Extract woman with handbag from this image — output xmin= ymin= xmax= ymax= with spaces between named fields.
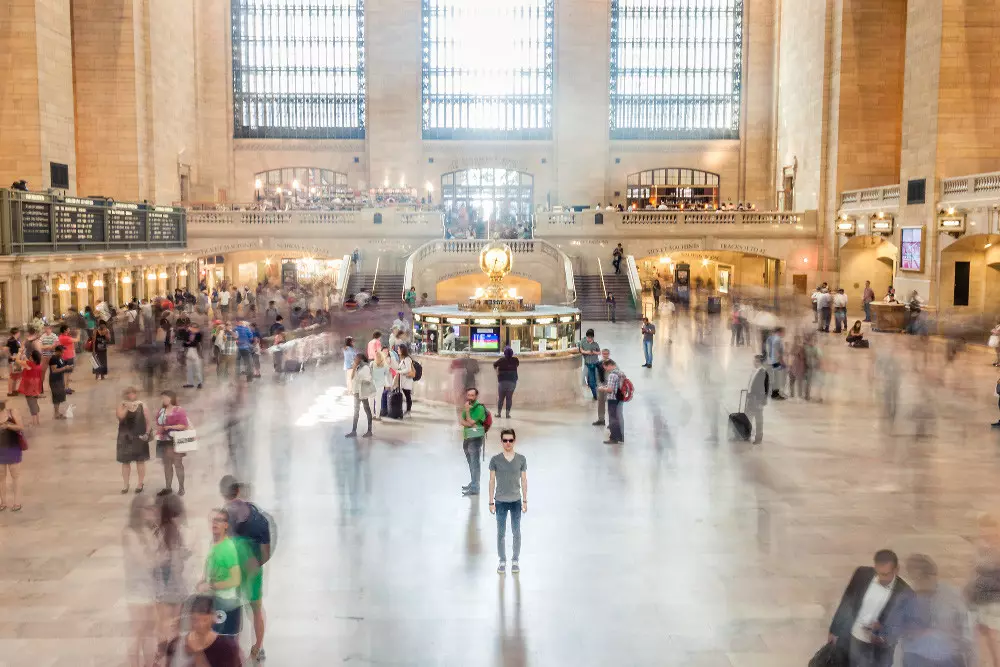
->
xmin=990 ymin=319 xmax=1000 ymax=367
xmin=154 ymin=390 xmax=191 ymax=497
xmin=117 ymin=387 xmax=150 ymax=494
xmin=0 ymin=399 xmax=26 ymax=511
xmin=19 ymin=350 xmax=43 ymax=426
xmin=392 ymin=343 xmax=415 ymax=416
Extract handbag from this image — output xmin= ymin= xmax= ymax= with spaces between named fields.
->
xmin=808 ymin=642 xmax=845 ymax=667
xmin=16 ymin=431 xmax=27 ymax=451
xmin=170 ymin=429 xmax=199 ymax=453
xmin=90 ymin=354 xmax=101 ymax=370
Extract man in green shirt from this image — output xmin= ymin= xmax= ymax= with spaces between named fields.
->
xmin=459 ymin=387 xmax=487 ymax=496
xmin=202 ymin=509 xmax=243 ymax=636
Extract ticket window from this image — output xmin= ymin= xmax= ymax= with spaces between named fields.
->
xmin=531 ymin=322 xmax=577 ymax=351
xmin=504 ymin=324 xmax=530 ymax=354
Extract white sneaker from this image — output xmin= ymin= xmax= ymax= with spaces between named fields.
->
xmin=497 ymin=561 xmax=506 ymax=574
xmin=511 ymin=560 xmax=520 ymax=574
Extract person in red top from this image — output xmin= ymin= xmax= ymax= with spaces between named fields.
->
xmin=17 ymin=350 xmax=43 ymax=426
xmin=57 ymin=324 xmax=78 ymax=394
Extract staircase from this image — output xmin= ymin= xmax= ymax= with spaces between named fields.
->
xmin=345 ymin=273 xmax=405 ymax=306
xmin=575 ymin=271 xmax=640 ymax=322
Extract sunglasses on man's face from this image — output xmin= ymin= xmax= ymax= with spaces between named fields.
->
xmin=501 ymin=438 xmax=515 ymax=443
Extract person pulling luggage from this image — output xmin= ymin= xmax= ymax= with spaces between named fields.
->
xmin=747 ymin=354 xmax=769 ymax=444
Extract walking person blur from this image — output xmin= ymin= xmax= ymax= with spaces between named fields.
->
xmin=765 ymin=327 xmax=787 ymax=400
xmin=6 ymin=328 xmax=21 ymax=396
xmin=493 ymin=346 xmax=519 ymax=419
xmin=641 ymin=317 xmax=656 ymax=368
xmin=48 ymin=345 xmax=71 ymax=419
xmin=990 ymin=319 xmax=1000 ymax=367
xmin=372 ymin=349 xmax=390 ymax=421
xmin=154 ymin=390 xmax=191 ymax=496
xmin=580 ymin=329 xmax=601 ymax=401
xmin=900 ymin=553 xmax=972 ymax=667
xmin=199 ymin=509 xmax=243 ymax=638
xmin=787 ymin=335 xmax=806 ymax=399
xmin=117 ymin=387 xmax=150 ymax=494
xmin=863 ymin=280 xmax=876 ymax=322
xmin=346 ymin=353 xmax=375 ymax=438
xmin=967 ymin=514 xmax=1000 ymax=667
xmin=342 ymin=336 xmax=357 ymax=392
xmin=123 ymin=495 xmax=157 ymax=667
xmin=817 ymin=287 xmax=832 ymax=333
xmin=152 ymin=492 xmax=188 ymax=664
xmin=592 ymin=349 xmax=611 ymax=427
xmin=652 ymin=279 xmax=661 ymax=310
xmin=93 ymin=321 xmax=110 ymax=380
xmin=599 ymin=358 xmax=626 ymax=444
xmin=459 ymin=388 xmax=487 ymax=496
xmin=489 ymin=428 xmax=527 ymax=575
xmin=0 ymin=400 xmax=25 ymax=512
xmin=164 ymin=594 xmax=243 ymax=666
xmin=606 ymin=293 xmax=617 ymax=323
xmin=183 ymin=322 xmax=204 ymax=389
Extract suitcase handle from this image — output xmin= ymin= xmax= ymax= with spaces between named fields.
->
xmin=738 ymin=389 xmax=747 ymax=413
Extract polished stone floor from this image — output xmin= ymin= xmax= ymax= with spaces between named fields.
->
xmin=1 ymin=311 xmax=999 ymax=666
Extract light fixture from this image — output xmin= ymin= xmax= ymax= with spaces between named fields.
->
xmin=58 ymin=283 xmax=70 ymax=292
xmin=701 ymin=258 xmax=710 ymax=266
xmin=76 ymin=281 xmax=87 ymax=289
xmin=292 ymin=179 xmax=300 ymax=190
xmin=158 ymin=271 xmax=168 ymax=279
xmin=947 ymin=207 xmax=955 ymax=215
xmin=254 ymin=178 xmax=262 ymax=190
xmin=986 ymin=243 xmax=993 ymax=249
xmin=309 ymin=187 xmax=317 ymax=195
xmin=264 ymin=258 xmax=272 ymax=266
xmin=841 ymin=213 xmax=848 ymax=221
xmin=92 ymin=279 xmax=104 ymax=287
xmin=121 ymin=275 xmax=132 ymax=284
xmin=426 ymin=181 xmax=434 ymax=193
xmin=659 ymin=256 xmax=670 ymax=264
xmin=802 ymin=257 xmax=809 ymax=264
xmin=147 ymin=272 xmax=157 ymax=280
xmin=877 ymin=211 xmax=885 ymax=219
xmin=179 ymin=269 xmax=188 ymax=277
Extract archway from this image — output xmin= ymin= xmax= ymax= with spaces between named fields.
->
xmin=440 ymin=168 xmax=534 ymax=236
xmin=838 ymin=236 xmax=897 ymax=311
xmin=253 ymin=167 xmax=350 ymax=207
xmin=940 ymin=234 xmax=1000 ymax=318
xmin=625 ymin=168 xmax=720 ymax=209
xmin=635 ymin=249 xmax=783 ymax=302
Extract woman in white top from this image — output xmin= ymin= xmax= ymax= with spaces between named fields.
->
xmin=347 ymin=353 xmax=376 ymax=438
xmin=371 ymin=350 xmax=390 ymax=421
xmin=393 ymin=343 xmax=415 ymax=415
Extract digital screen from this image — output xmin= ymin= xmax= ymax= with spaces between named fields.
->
xmin=471 ymin=327 xmax=500 ymax=351
xmin=900 ymin=227 xmax=922 ymax=271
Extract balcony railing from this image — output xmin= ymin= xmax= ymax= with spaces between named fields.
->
xmin=187 ymin=208 xmax=444 ymax=235
xmin=839 ymin=185 xmax=901 ymax=210
xmin=940 ymin=171 xmax=1000 ymax=204
xmin=533 ymin=209 xmax=815 ymax=237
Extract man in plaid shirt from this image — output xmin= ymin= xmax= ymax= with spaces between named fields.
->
xmin=215 ymin=322 xmax=237 ymax=379
xmin=598 ymin=359 xmax=626 ymax=444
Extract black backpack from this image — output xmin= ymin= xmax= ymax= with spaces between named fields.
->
xmin=411 ymin=359 xmax=423 ymax=382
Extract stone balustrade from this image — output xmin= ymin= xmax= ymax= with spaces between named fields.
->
xmin=838 ymin=185 xmax=901 ymax=212
xmin=940 ymin=171 xmax=1000 ymax=206
xmin=187 ymin=208 xmax=444 ymax=238
xmin=533 ymin=209 xmax=816 ymax=238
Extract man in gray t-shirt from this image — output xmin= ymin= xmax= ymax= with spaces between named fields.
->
xmin=641 ymin=317 xmax=656 ymax=368
xmin=488 ymin=427 xmax=528 ymax=575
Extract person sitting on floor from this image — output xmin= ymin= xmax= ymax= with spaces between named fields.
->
xmin=846 ymin=320 xmax=865 ymax=347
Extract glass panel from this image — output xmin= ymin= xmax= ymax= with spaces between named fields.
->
xmin=232 ymin=0 xmax=366 ymax=139
xmin=609 ymin=0 xmax=743 ymax=139
xmin=422 ymin=0 xmax=554 ymax=139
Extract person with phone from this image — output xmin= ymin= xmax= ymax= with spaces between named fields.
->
xmin=459 ymin=388 xmax=487 ymax=496
xmin=488 ymin=428 xmax=527 ymax=575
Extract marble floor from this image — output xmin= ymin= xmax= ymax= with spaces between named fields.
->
xmin=1 ymin=311 xmax=999 ymax=666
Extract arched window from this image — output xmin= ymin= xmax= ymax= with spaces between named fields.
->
xmin=441 ymin=168 xmax=534 ymax=236
xmin=625 ymin=168 xmax=720 ymax=209
xmin=610 ymin=0 xmax=743 ymax=139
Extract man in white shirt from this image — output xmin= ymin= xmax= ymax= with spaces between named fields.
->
xmin=218 ymin=288 xmax=231 ymax=319
xmin=816 ymin=288 xmax=833 ymax=332
xmin=811 ymin=286 xmax=822 ymax=323
xmin=833 ymin=288 xmax=849 ymax=333
xmin=828 ymin=549 xmax=912 ymax=667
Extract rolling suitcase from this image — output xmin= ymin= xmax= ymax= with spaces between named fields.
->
xmin=388 ymin=388 xmax=405 ymax=419
xmin=728 ymin=389 xmax=752 ymax=441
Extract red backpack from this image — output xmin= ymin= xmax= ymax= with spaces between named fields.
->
xmin=483 ymin=408 xmax=493 ymax=433
xmin=616 ymin=375 xmax=635 ymax=402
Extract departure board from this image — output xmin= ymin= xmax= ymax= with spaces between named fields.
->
xmin=108 ymin=207 xmax=146 ymax=242
xmin=18 ymin=201 xmax=52 ymax=243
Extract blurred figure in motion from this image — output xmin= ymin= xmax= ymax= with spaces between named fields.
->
xmin=123 ymin=494 xmax=157 ymax=667
xmin=183 ymin=322 xmax=204 ymax=389
xmin=900 ymin=553 xmax=972 ymax=667
xmin=803 ymin=333 xmax=822 ymax=402
xmin=876 ymin=349 xmax=902 ymax=428
xmin=967 ymin=514 xmax=1000 ymax=667
xmin=765 ymin=327 xmax=786 ymax=400
xmin=224 ymin=380 xmax=249 ymax=476
xmin=153 ymin=492 xmax=189 ymax=664
xmin=787 ymin=334 xmax=806 ymax=399
xmin=746 ymin=355 xmax=769 ymax=445
xmin=827 ymin=549 xmax=912 ymax=667
xmin=493 ymin=346 xmax=519 ymax=418
xmin=165 ymin=595 xmax=243 ymax=666
xmin=371 ymin=349 xmax=390 ymax=422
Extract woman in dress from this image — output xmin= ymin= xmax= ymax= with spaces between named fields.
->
xmin=392 ymin=343 xmax=415 ymax=415
xmin=123 ymin=494 xmax=157 ymax=667
xmin=48 ymin=345 xmax=71 ymax=419
xmin=0 ymin=399 xmax=24 ymax=511
xmin=93 ymin=321 xmax=110 ymax=380
xmin=155 ymin=390 xmax=191 ymax=496
xmin=18 ymin=349 xmax=43 ymax=426
xmin=117 ymin=387 xmax=150 ymax=494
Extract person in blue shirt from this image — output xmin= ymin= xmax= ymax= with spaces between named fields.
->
xmin=233 ymin=320 xmax=254 ymax=382
xmin=343 ymin=337 xmax=357 ymax=392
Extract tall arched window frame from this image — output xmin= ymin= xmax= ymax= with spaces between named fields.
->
xmin=231 ymin=0 xmax=366 ymax=139
xmin=421 ymin=0 xmax=554 ymax=140
xmin=609 ymin=0 xmax=743 ymax=140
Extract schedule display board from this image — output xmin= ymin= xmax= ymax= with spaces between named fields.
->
xmin=2 ymin=190 xmax=185 ymax=254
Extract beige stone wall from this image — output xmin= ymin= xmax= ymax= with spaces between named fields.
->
xmin=35 ymin=0 xmax=76 ymax=192
xmin=193 ymin=0 xmax=233 ymax=200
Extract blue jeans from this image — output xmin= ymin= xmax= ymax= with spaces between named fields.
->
xmin=643 ymin=339 xmax=653 ymax=365
xmin=607 ymin=399 xmax=624 ymax=441
xmin=463 ymin=437 xmax=483 ymax=491
xmin=496 ymin=500 xmax=522 ymax=561
xmin=585 ymin=363 xmax=598 ymax=399
xmin=863 ymin=301 xmax=872 ymax=322
xmin=834 ymin=309 xmax=847 ymax=332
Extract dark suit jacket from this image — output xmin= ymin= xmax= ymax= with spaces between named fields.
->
xmin=829 ymin=566 xmax=913 ymax=647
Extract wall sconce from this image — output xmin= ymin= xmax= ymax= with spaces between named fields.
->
xmin=147 ymin=272 xmax=157 ymax=280
xmin=254 ymin=178 xmax=262 ymax=190
xmin=179 ymin=269 xmax=188 ymax=277
xmin=58 ymin=283 xmax=70 ymax=292
xmin=121 ymin=275 xmax=132 ymax=284
xmin=76 ymin=281 xmax=88 ymax=289
xmin=92 ymin=279 xmax=104 ymax=287
xmin=158 ymin=271 xmax=168 ymax=279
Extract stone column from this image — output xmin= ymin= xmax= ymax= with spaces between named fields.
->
xmin=42 ymin=273 xmax=54 ymax=320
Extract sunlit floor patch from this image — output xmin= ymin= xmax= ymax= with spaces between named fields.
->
xmin=295 ymin=386 xmax=356 ymax=427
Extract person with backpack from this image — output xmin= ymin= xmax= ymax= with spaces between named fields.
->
xmin=599 ymin=359 xmax=630 ymax=444
xmin=459 ymin=387 xmax=488 ymax=496
xmin=220 ymin=475 xmax=273 ymax=664
xmin=391 ymin=343 xmax=416 ymax=416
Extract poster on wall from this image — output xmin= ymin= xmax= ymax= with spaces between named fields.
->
xmin=900 ymin=227 xmax=923 ymax=271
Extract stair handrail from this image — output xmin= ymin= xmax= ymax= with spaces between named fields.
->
xmin=625 ymin=255 xmax=642 ymax=310
xmin=371 ymin=256 xmax=381 ymax=295
xmin=336 ymin=254 xmax=352 ymax=305
xmin=596 ymin=258 xmax=608 ymax=300
xmin=563 ymin=252 xmax=577 ymax=305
